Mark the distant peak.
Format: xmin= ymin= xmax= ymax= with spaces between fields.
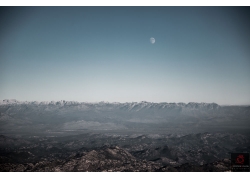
xmin=3 ymin=99 xmax=18 ymax=102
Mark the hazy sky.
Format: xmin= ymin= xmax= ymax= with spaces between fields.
xmin=0 ymin=7 xmax=250 ymax=104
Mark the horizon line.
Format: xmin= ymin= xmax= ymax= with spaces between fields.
xmin=1 ymin=99 xmax=250 ymax=106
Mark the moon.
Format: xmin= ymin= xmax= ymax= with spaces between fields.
xmin=150 ymin=37 xmax=155 ymax=44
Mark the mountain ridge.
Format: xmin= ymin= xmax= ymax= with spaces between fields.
xmin=0 ymin=99 xmax=220 ymax=107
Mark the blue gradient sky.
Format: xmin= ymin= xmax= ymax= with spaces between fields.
xmin=0 ymin=7 xmax=250 ymax=104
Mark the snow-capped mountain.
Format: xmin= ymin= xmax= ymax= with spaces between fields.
xmin=0 ymin=99 xmax=249 ymax=137
xmin=0 ymin=99 xmax=220 ymax=110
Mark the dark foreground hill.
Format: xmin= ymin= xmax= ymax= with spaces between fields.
xmin=0 ymin=145 xmax=232 ymax=172
xmin=0 ymin=132 xmax=249 ymax=172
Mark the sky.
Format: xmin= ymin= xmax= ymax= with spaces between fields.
xmin=0 ymin=6 xmax=250 ymax=105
